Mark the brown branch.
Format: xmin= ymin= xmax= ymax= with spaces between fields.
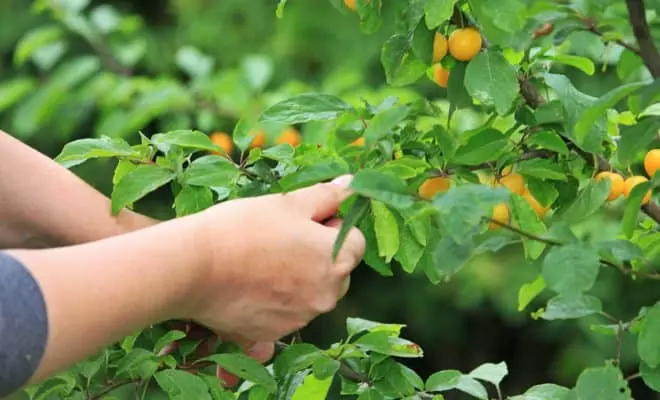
xmin=90 ymin=379 xmax=138 ymax=399
xmin=625 ymin=0 xmax=660 ymax=78
xmin=585 ymin=26 xmax=641 ymax=56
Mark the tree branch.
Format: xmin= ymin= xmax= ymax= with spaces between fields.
xmin=625 ymin=0 xmax=660 ymax=78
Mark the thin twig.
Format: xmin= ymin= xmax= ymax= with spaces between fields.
xmin=90 ymin=379 xmax=138 ymax=399
xmin=487 ymin=218 xmax=563 ymax=245
xmin=584 ymin=25 xmax=640 ymax=56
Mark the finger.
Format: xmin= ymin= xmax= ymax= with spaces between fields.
xmin=323 ymin=217 xmax=342 ymax=229
xmin=286 ymin=175 xmax=353 ymax=222
xmin=246 ymin=341 xmax=275 ymax=364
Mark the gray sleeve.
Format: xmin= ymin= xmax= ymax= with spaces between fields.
xmin=0 ymin=252 xmax=48 ymax=398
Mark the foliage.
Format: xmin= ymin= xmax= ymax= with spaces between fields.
xmin=5 ymin=0 xmax=660 ymax=398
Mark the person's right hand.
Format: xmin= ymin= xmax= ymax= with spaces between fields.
xmin=175 ymin=175 xmax=366 ymax=360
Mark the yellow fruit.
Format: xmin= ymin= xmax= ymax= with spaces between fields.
xmin=433 ymin=32 xmax=448 ymax=62
xmin=432 ymin=64 xmax=450 ymax=88
xmin=644 ymin=149 xmax=660 ymax=178
xmin=595 ymin=171 xmax=625 ymax=201
xmin=276 ymin=127 xmax=301 ymax=147
xmin=623 ymin=176 xmax=652 ymax=205
xmin=418 ymin=177 xmax=451 ymax=200
xmin=210 ymin=132 xmax=233 ymax=155
xmin=488 ymin=203 xmax=510 ymax=230
xmin=522 ymin=189 xmax=549 ymax=218
xmin=249 ymin=129 xmax=266 ymax=149
xmin=345 ymin=0 xmax=370 ymax=11
xmin=448 ymin=27 xmax=482 ymax=61
xmin=498 ymin=172 xmax=525 ymax=195
xmin=351 ymin=137 xmax=365 ymax=146
xmin=477 ymin=171 xmax=496 ymax=186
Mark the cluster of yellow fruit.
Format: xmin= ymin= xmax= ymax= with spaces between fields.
xmin=209 ymin=127 xmax=301 ymax=156
xmin=595 ymin=149 xmax=660 ymax=205
xmin=417 ymin=170 xmax=548 ymax=231
xmin=431 ymin=27 xmax=482 ymax=88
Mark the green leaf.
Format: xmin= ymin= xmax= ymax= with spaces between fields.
xmin=175 ymin=186 xmax=214 ymax=217
xmin=447 ymin=62 xmax=473 ymax=109
xmin=364 ymin=105 xmax=410 ymax=146
xmin=355 ymin=331 xmax=423 ymax=358
xmin=357 ymin=389 xmax=385 ymax=400
xmin=516 ymin=158 xmax=567 ymax=181
xmin=312 ymin=355 xmax=340 ymax=380
xmin=470 ymin=0 xmax=525 ymax=34
xmin=541 ymin=294 xmax=602 ymax=320
xmin=273 ymin=344 xmax=322 ymax=378
xmin=360 ymin=216 xmax=394 ymax=276
xmin=518 ymin=275 xmax=546 ymax=312
xmin=542 ymin=244 xmax=600 ymax=296
xmin=279 ymin=161 xmax=349 ymax=191
xmin=465 ymin=49 xmax=519 ymax=115
xmin=372 ymin=200 xmax=400 ymax=262
xmin=350 ymin=170 xmax=416 ymax=209
xmin=356 ymin=0 xmax=383 ymax=34
xmin=509 ymin=384 xmax=571 ymax=400
xmin=116 ymin=349 xmax=158 ymax=378
xmin=154 ymin=370 xmax=211 ymax=400
xmin=151 ymin=130 xmax=219 ymax=153
xmin=203 ymin=353 xmax=276 ymax=392
xmin=346 ymin=318 xmax=405 ymax=337
xmin=55 ymin=137 xmax=138 ymax=168
xmin=640 ymin=362 xmax=660 ymax=392
xmin=574 ymin=81 xmax=649 ymax=141
xmin=422 ymin=234 xmax=475 ymax=283
xmin=453 ymin=128 xmax=508 ymax=165
xmin=411 ymin=20 xmax=434 ymax=65
xmin=638 ymin=302 xmax=660 ymax=368
xmin=394 ymin=221 xmax=425 ymax=273
xmin=574 ymin=365 xmax=632 ymax=399
xmin=526 ymin=178 xmax=559 ymax=208
xmin=260 ymin=93 xmax=354 ymax=124
xmin=544 ymin=73 xmax=607 ymax=153
xmin=183 ymin=155 xmax=241 ymax=188
xmin=468 ymin=362 xmax=508 ymax=386
xmin=527 ymin=131 xmax=569 ymax=155
xmin=32 ymin=375 xmax=77 ymax=400
xmin=153 ymin=330 xmax=187 ymax=354
xmin=426 ymin=370 xmax=462 ymax=392
xmin=14 ymin=25 xmax=63 ymax=66
xmin=596 ymin=240 xmax=642 ymax=264
xmin=262 ymin=144 xmax=295 ymax=161
xmin=333 ymin=196 xmax=370 ymax=260
xmin=424 ymin=0 xmax=458 ymax=28
xmin=291 ymin=373 xmax=334 ymax=400
xmin=617 ymin=117 xmax=660 ymax=165
xmin=510 ymin=194 xmax=547 ymax=260
xmin=111 ymin=165 xmax=176 ymax=214
xmin=0 ymin=77 xmax=37 ymax=112
xmin=548 ymin=55 xmax=595 ymax=76
xmin=622 ymin=179 xmax=652 ymax=238
xmin=433 ymin=184 xmax=510 ymax=244
xmin=559 ymin=179 xmax=610 ymax=224
xmin=381 ymin=34 xmax=427 ymax=86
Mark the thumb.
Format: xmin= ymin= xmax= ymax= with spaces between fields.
xmin=288 ymin=174 xmax=353 ymax=222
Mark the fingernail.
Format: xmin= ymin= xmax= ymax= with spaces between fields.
xmin=331 ymin=174 xmax=353 ymax=188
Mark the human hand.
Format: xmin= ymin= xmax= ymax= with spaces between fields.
xmin=176 ymin=175 xmax=366 ymax=362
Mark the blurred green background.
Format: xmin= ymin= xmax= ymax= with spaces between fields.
xmin=1 ymin=0 xmax=659 ymax=398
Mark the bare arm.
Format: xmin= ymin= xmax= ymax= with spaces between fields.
xmin=0 ymin=177 xmax=364 ymax=395
xmin=0 ymin=130 xmax=157 ymax=248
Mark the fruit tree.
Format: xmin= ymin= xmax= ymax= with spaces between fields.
xmin=4 ymin=0 xmax=660 ymax=399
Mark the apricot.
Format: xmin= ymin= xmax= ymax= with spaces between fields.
xmin=498 ymin=172 xmax=525 ymax=195
xmin=418 ymin=176 xmax=451 ymax=200
xmin=210 ymin=132 xmax=233 ymax=155
xmin=623 ymin=176 xmax=652 ymax=205
xmin=488 ymin=203 xmax=510 ymax=230
xmin=448 ymin=27 xmax=482 ymax=61
xmin=595 ymin=171 xmax=625 ymax=201
xmin=644 ymin=149 xmax=660 ymax=178
xmin=276 ymin=127 xmax=301 ymax=147
xmin=432 ymin=64 xmax=450 ymax=88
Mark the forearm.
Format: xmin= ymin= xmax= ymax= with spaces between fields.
xmin=4 ymin=215 xmax=206 ymax=385
xmin=0 ymin=131 xmax=157 ymax=248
